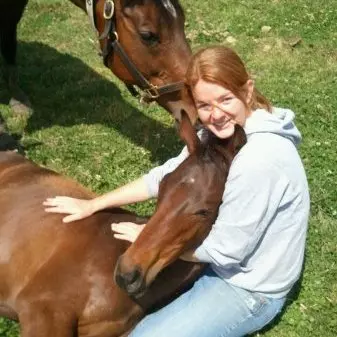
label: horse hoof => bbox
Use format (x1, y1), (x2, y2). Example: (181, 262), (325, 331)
(0, 131), (25, 155)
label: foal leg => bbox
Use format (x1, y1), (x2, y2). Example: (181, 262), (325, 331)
(0, 0), (31, 116)
(19, 305), (76, 337)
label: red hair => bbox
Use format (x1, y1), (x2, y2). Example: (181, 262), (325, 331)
(184, 46), (271, 112)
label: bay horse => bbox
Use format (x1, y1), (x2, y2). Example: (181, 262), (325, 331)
(0, 111), (246, 336)
(0, 0), (195, 125)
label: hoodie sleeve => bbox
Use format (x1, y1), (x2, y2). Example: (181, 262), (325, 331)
(142, 146), (189, 198)
(194, 158), (289, 266)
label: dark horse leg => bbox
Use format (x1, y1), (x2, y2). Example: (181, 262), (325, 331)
(0, 0), (31, 116)
(0, 114), (25, 154)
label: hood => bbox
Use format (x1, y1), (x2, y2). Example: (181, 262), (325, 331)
(244, 107), (302, 146)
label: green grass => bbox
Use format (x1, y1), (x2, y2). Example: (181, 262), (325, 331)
(0, 0), (336, 336)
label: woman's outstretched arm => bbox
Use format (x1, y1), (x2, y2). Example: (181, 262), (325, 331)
(43, 177), (151, 223)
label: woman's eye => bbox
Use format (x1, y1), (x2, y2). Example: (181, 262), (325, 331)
(139, 31), (159, 45)
(197, 104), (211, 111)
(219, 96), (232, 104)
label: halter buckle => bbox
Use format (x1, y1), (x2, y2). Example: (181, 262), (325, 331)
(142, 86), (160, 100)
(104, 0), (115, 20)
(112, 31), (119, 42)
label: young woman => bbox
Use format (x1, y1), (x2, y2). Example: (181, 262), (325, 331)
(44, 46), (310, 337)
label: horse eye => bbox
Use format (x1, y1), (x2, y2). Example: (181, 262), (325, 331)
(139, 31), (159, 45)
(194, 209), (210, 217)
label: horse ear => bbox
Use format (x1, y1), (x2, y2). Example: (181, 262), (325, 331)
(216, 124), (246, 161)
(231, 124), (247, 154)
(161, 0), (177, 17)
(177, 109), (201, 154)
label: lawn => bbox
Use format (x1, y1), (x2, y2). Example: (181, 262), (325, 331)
(0, 0), (336, 336)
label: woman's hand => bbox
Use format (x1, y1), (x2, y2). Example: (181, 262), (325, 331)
(43, 196), (95, 223)
(111, 222), (146, 243)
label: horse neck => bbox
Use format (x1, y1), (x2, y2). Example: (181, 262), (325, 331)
(83, 209), (147, 266)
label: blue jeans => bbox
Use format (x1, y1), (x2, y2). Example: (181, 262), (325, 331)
(130, 268), (286, 337)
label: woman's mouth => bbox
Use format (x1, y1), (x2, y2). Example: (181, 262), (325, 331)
(213, 119), (229, 128)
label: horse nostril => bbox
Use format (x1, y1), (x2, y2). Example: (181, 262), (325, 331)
(125, 268), (141, 286)
(115, 264), (143, 295)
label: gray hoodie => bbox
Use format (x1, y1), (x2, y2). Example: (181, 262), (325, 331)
(143, 107), (310, 298)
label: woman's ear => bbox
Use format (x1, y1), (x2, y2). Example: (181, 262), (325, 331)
(245, 79), (254, 105)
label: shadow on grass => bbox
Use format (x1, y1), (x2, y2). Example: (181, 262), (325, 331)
(0, 41), (181, 163)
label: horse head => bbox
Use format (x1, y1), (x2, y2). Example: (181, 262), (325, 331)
(71, 0), (196, 120)
(115, 110), (247, 297)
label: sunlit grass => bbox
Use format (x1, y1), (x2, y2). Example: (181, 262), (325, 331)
(0, 0), (336, 335)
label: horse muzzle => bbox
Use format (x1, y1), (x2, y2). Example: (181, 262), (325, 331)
(114, 256), (146, 298)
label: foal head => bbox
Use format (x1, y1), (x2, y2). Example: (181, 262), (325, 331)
(115, 110), (246, 297)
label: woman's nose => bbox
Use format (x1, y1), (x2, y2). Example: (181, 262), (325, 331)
(211, 105), (225, 119)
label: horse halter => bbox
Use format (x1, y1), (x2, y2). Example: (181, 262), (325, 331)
(86, 0), (184, 103)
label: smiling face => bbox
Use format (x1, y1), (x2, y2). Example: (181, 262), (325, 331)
(194, 79), (254, 139)
(183, 46), (270, 131)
